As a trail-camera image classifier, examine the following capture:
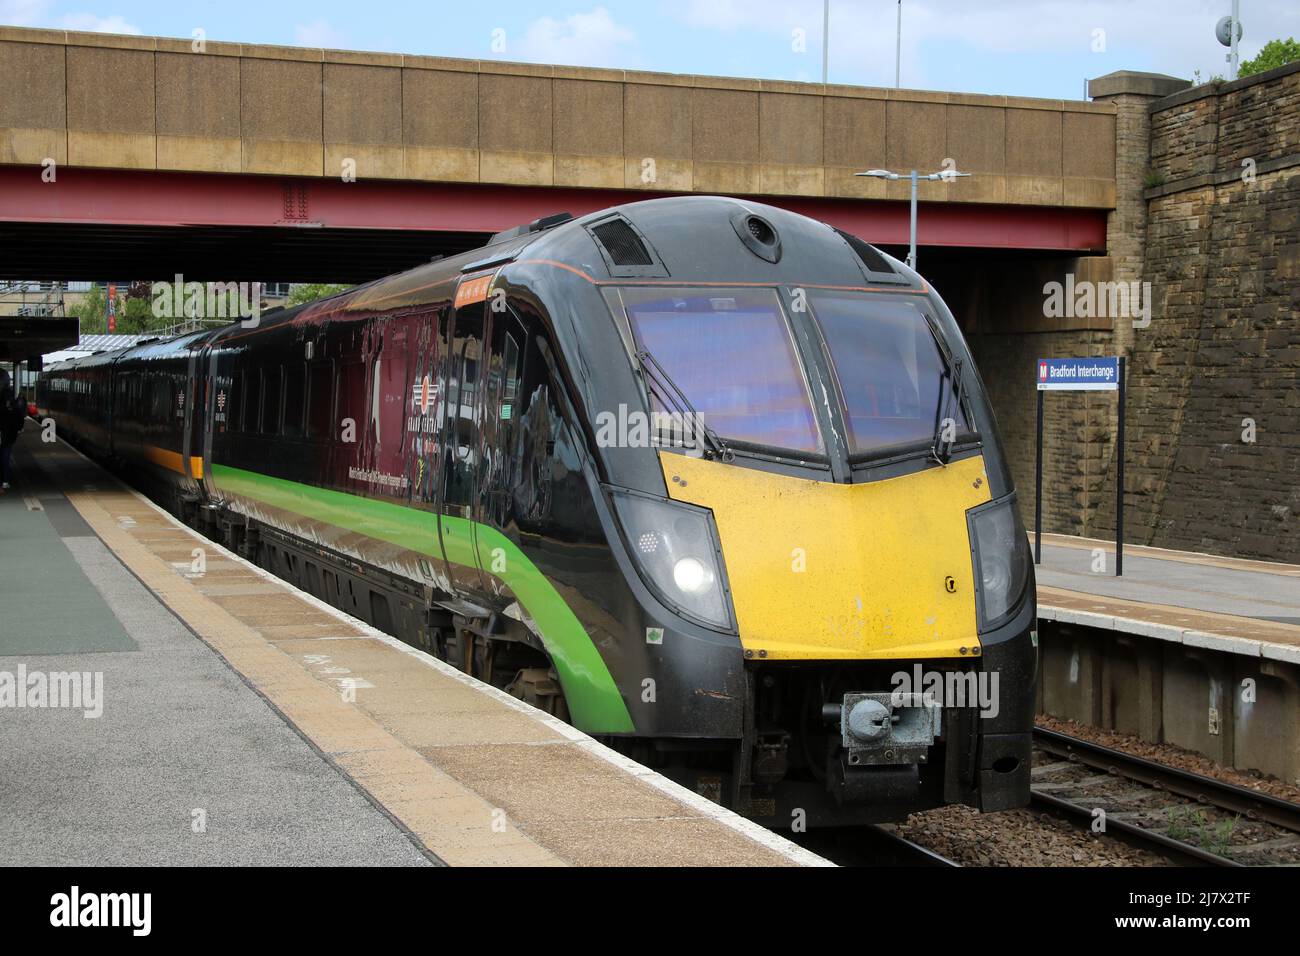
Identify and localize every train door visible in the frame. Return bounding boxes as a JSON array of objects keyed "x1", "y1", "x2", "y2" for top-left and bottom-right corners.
[
  {"x1": 438, "y1": 276, "x2": 493, "y2": 596},
  {"x1": 370, "y1": 315, "x2": 416, "y2": 492},
  {"x1": 184, "y1": 347, "x2": 206, "y2": 491},
  {"x1": 200, "y1": 345, "x2": 223, "y2": 496},
  {"x1": 406, "y1": 307, "x2": 443, "y2": 509},
  {"x1": 474, "y1": 309, "x2": 526, "y2": 602}
]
